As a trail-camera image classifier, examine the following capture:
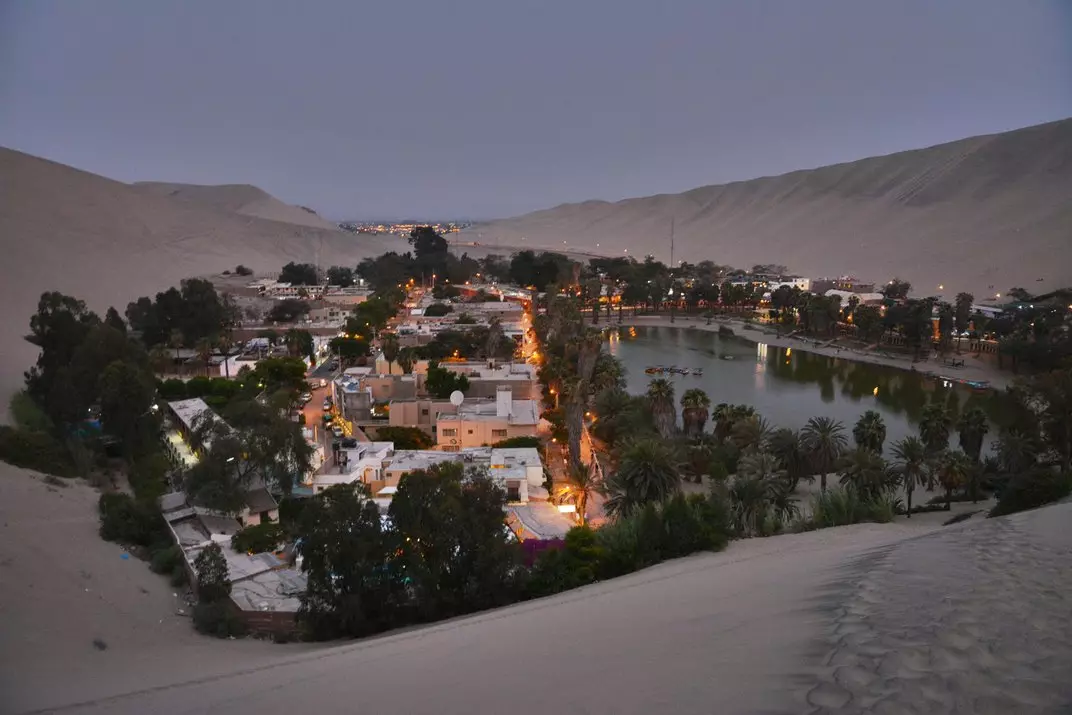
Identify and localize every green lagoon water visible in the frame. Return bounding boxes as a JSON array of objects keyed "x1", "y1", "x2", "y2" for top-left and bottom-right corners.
[{"x1": 607, "y1": 325, "x2": 1000, "y2": 451}]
